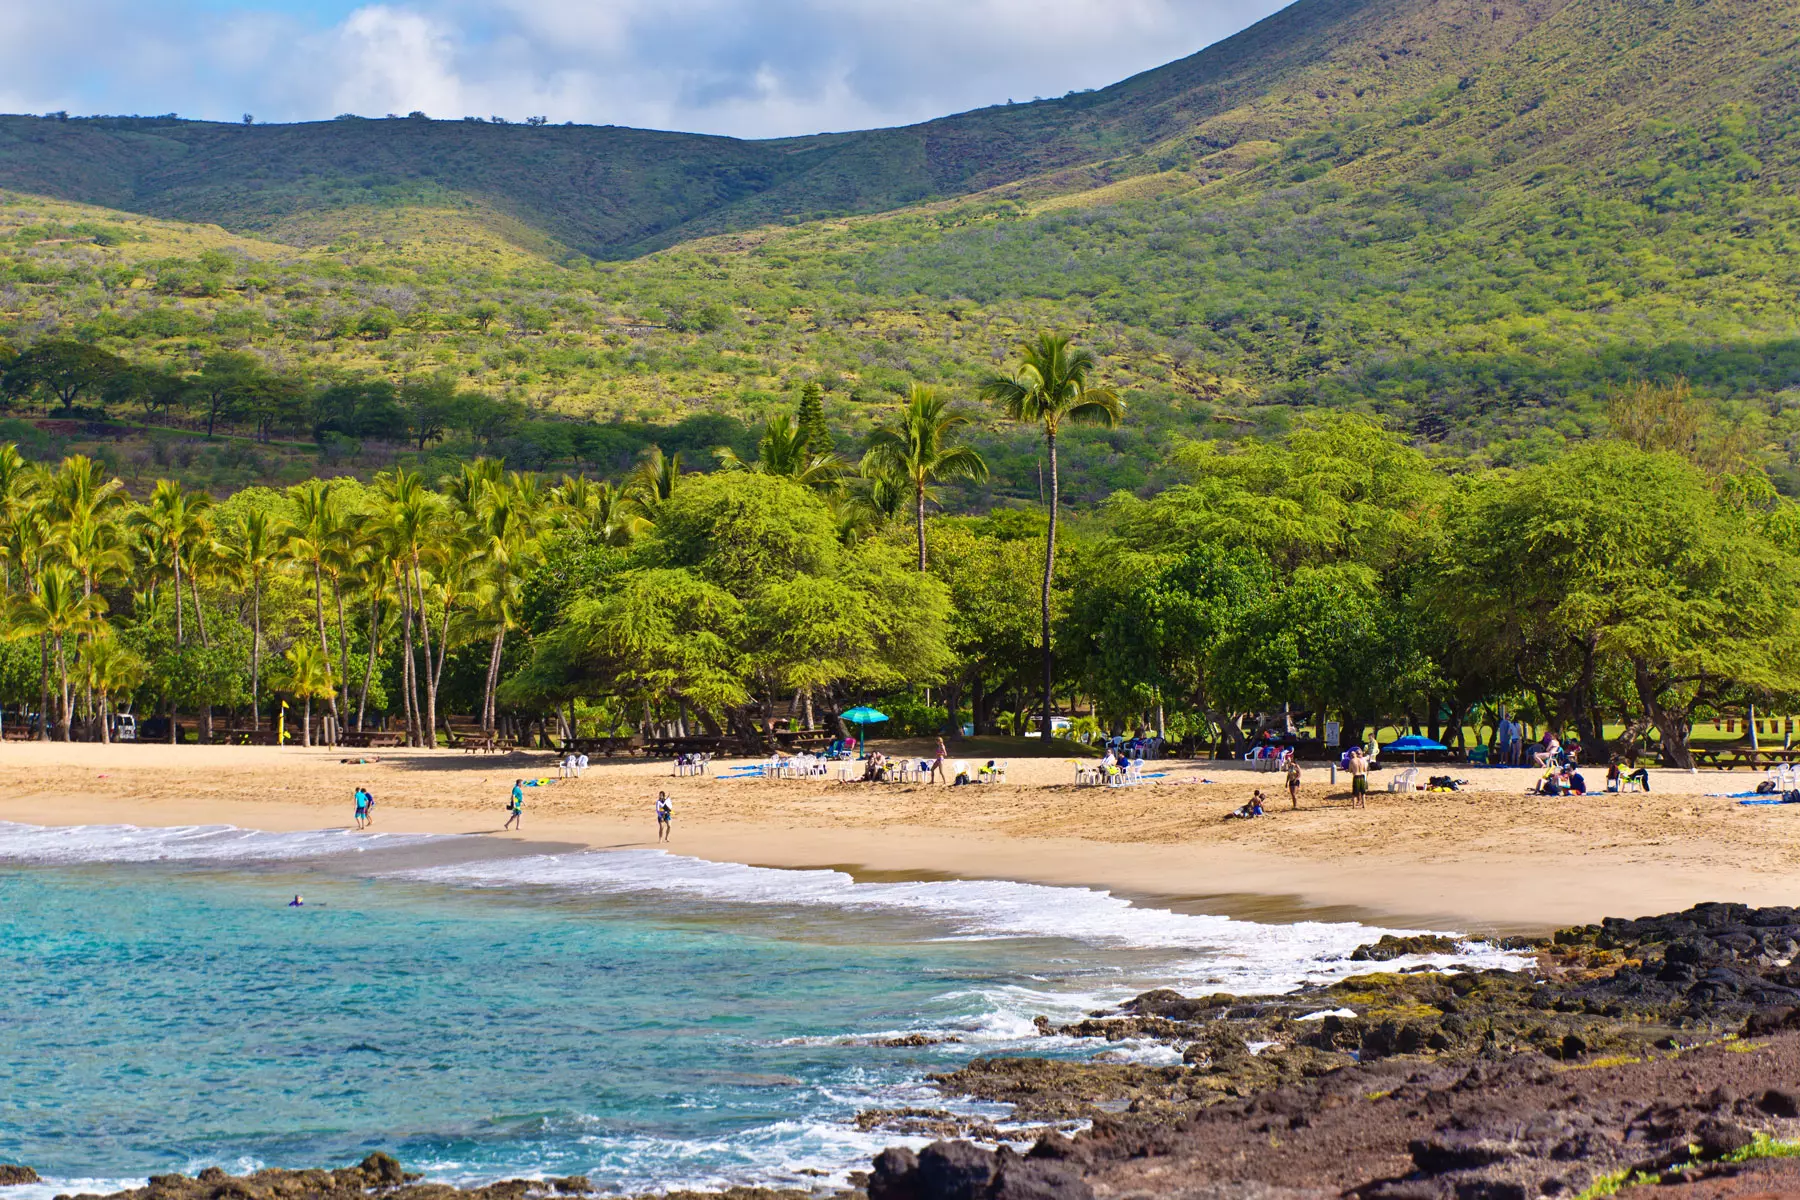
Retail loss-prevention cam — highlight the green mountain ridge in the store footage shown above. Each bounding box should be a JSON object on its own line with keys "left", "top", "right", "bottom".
{"left": 0, "top": 0, "right": 1583, "bottom": 258}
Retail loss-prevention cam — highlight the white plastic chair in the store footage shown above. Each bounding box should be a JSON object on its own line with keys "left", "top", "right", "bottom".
{"left": 1388, "top": 766, "right": 1419, "bottom": 793}
{"left": 992, "top": 760, "right": 1008, "bottom": 783}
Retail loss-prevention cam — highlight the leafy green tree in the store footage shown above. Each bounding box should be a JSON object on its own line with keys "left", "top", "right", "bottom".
{"left": 861, "top": 384, "right": 988, "bottom": 569}
{"left": 1062, "top": 544, "right": 1271, "bottom": 747}
{"left": 1431, "top": 441, "right": 1800, "bottom": 766}
{"left": 10, "top": 340, "right": 125, "bottom": 412}
{"left": 190, "top": 352, "right": 264, "bottom": 438}
{"left": 980, "top": 333, "right": 1122, "bottom": 728}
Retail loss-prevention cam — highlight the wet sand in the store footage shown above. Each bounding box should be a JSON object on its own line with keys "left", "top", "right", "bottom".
{"left": 0, "top": 741, "right": 1790, "bottom": 934}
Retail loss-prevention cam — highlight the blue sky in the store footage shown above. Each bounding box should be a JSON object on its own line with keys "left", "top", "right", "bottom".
{"left": 0, "top": 0, "right": 1290, "bottom": 140}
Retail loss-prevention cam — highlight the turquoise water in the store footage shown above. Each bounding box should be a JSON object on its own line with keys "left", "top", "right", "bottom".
{"left": 0, "top": 823, "right": 1514, "bottom": 1193}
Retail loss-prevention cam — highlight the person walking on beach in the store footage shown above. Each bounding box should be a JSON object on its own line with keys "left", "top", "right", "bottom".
{"left": 655, "top": 791, "right": 673, "bottom": 842}
{"left": 353, "top": 787, "right": 368, "bottom": 830}
{"left": 929, "top": 737, "right": 948, "bottom": 784}
{"left": 1284, "top": 759, "right": 1302, "bottom": 809}
{"left": 504, "top": 780, "right": 524, "bottom": 830}
{"left": 1348, "top": 746, "right": 1368, "bottom": 809}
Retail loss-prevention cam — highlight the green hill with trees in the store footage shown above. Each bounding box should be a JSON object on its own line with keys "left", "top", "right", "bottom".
{"left": 2, "top": 0, "right": 1799, "bottom": 503}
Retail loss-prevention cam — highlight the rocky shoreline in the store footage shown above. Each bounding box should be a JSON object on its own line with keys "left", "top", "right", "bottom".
{"left": 15, "top": 903, "right": 1800, "bottom": 1200}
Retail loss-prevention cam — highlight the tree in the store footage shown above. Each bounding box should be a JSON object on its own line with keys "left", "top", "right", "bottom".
{"left": 400, "top": 379, "right": 460, "bottom": 450}
{"left": 796, "top": 381, "right": 832, "bottom": 455}
{"left": 81, "top": 636, "right": 146, "bottom": 744}
{"left": 190, "top": 352, "right": 263, "bottom": 438}
{"left": 10, "top": 340, "right": 124, "bottom": 412}
{"left": 223, "top": 508, "right": 287, "bottom": 729}
{"left": 282, "top": 640, "right": 335, "bottom": 748}
{"left": 283, "top": 479, "right": 347, "bottom": 731}
{"left": 9, "top": 565, "right": 104, "bottom": 740}
{"left": 861, "top": 384, "right": 988, "bottom": 570}
{"left": 627, "top": 447, "right": 682, "bottom": 520}
{"left": 1432, "top": 442, "right": 1800, "bottom": 766}
{"left": 980, "top": 333, "right": 1122, "bottom": 729}
{"left": 715, "top": 412, "right": 843, "bottom": 494}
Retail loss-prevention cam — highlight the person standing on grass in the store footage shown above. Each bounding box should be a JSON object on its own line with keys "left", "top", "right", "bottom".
{"left": 1348, "top": 746, "right": 1369, "bottom": 809}
{"left": 1285, "top": 759, "right": 1302, "bottom": 809}
{"left": 505, "top": 780, "right": 524, "bottom": 830}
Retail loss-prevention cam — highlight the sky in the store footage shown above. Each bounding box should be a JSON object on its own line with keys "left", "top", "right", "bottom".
{"left": 0, "top": 0, "right": 1291, "bottom": 140}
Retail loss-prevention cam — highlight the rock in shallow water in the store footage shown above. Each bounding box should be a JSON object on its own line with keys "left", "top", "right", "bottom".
{"left": 0, "top": 1164, "right": 40, "bottom": 1186}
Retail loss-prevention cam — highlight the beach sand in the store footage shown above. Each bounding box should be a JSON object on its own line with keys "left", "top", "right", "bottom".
{"left": 0, "top": 740, "right": 1791, "bottom": 934}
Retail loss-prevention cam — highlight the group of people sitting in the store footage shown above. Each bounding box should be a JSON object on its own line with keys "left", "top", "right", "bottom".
{"left": 1535, "top": 755, "right": 1651, "bottom": 796}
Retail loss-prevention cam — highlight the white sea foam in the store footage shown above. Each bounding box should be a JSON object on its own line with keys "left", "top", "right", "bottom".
{"left": 400, "top": 847, "right": 1529, "bottom": 995}
{"left": 0, "top": 820, "right": 438, "bottom": 863}
{"left": 0, "top": 820, "right": 1530, "bottom": 995}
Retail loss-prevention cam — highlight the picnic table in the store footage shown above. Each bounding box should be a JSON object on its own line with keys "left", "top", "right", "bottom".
{"left": 644, "top": 735, "right": 743, "bottom": 758}
{"left": 564, "top": 735, "right": 639, "bottom": 758}
{"left": 218, "top": 727, "right": 281, "bottom": 746}
{"left": 1692, "top": 745, "right": 1800, "bottom": 770}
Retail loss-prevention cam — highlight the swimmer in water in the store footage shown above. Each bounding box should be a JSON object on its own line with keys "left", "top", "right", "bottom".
{"left": 289, "top": 895, "right": 304, "bottom": 907}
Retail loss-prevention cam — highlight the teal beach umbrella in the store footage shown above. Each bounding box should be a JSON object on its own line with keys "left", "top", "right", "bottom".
{"left": 840, "top": 706, "right": 888, "bottom": 754}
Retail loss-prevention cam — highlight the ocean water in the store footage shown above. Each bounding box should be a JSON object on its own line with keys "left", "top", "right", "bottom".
{"left": 0, "top": 822, "right": 1521, "bottom": 1195}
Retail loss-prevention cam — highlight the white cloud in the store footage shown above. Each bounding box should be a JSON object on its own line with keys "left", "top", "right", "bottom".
{"left": 0, "top": 0, "right": 1291, "bottom": 138}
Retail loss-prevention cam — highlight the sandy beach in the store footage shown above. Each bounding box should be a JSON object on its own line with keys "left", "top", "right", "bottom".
{"left": 0, "top": 740, "right": 1791, "bottom": 934}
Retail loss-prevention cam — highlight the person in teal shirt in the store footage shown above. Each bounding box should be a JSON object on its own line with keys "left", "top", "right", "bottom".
{"left": 505, "top": 780, "right": 524, "bottom": 830}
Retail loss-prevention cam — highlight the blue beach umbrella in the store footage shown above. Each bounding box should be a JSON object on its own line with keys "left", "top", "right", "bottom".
{"left": 1383, "top": 734, "right": 1448, "bottom": 763}
{"left": 840, "top": 706, "right": 887, "bottom": 754}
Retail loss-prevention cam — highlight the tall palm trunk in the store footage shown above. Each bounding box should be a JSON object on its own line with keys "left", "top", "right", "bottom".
{"left": 483, "top": 627, "right": 505, "bottom": 734}
{"left": 302, "top": 695, "right": 313, "bottom": 748}
{"left": 313, "top": 564, "right": 339, "bottom": 730}
{"left": 357, "top": 592, "right": 381, "bottom": 732}
{"left": 188, "top": 568, "right": 214, "bottom": 743}
{"left": 37, "top": 636, "right": 50, "bottom": 741}
{"left": 333, "top": 577, "right": 352, "bottom": 723}
{"left": 412, "top": 553, "right": 437, "bottom": 747}
{"left": 250, "top": 576, "right": 263, "bottom": 731}
{"left": 172, "top": 554, "right": 185, "bottom": 644}
{"left": 914, "top": 476, "right": 928, "bottom": 571}
{"left": 400, "top": 583, "right": 420, "bottom": 745}
{"left": 53, "top": 634, "right": 71, "bottom": 742}
{"left": 1039, "top": 429, "right": 1060, "bottom": 735}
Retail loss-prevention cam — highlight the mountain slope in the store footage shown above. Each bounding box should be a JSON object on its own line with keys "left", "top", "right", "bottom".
{"left": 4, "top": 0, "right": 1800, "bottom": 503}
{"left": 0, "top": 0, "right": 1579, "bottom": 259}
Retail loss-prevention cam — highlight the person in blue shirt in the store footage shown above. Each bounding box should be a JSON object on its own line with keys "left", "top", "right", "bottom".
{"left": 504, "top": 780, "right": 524, "bottom": 830}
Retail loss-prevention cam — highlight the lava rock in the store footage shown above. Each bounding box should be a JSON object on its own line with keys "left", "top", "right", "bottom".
{"left": 0, "top": 1165, "right": 39, "bottom": 1186}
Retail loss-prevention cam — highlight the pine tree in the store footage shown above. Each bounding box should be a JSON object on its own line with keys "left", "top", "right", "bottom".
{"left": 796, "top": 382, "right": 832, "bottom": 455}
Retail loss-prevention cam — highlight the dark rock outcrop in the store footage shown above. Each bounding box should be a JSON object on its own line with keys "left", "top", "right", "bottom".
{"left": 869, "top": 1142, "right": 1092, "bottom": 1200}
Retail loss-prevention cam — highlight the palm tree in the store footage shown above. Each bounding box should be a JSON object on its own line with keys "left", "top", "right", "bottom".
{"left": 282, "top": 640, "right": 335, "bottom": 748}
{"left": 861, "top": 384, "right": 989, "bottom": 570}
{"left": 129, "top": 480, "right": 211, "bottom": 647}
{"left": 284, "top": 479, "right": 346, "bottom": 735}
{"left": 80, "top": 635, "right": 146, "bottom": 744}
{"left": 10, "top": 565, "right": 104, "bottom": 741}
{"left": 377, "top": 468, "right": 446, "bottom": 746}
{"left": 717, "top": 414, "right": 843, "bottom": 494}
{"left": 980, "top": 333, "right": 1123, "bottom": 734}
{"left": 627, "top": 446, "right": 682, "bottom": 520}
{"left": 552, "top": 475, "right": 647, "bottom": 546}
{"left": 223, "top": 508, "right": 287, "bottom": 730}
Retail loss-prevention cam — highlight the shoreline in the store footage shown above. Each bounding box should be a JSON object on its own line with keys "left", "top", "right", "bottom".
{"left": 3, "top": 742, "right": 1796, "bottom": 933}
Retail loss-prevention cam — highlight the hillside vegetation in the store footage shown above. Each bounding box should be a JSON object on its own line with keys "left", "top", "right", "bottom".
{"left": 2, "top": 0, "right": 1799, "bottom": 498}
